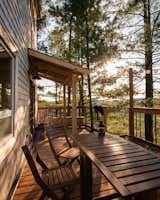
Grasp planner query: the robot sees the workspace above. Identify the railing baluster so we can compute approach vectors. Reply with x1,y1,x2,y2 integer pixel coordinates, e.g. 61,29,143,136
155,114,157,144
140,112,142,138
135,112,138,137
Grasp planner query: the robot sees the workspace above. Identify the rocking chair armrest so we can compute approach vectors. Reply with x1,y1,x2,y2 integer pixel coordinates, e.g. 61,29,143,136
57,147,70,156
65,156,80,166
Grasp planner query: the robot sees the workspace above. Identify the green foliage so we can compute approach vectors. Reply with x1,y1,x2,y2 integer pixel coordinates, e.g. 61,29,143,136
49,29,67,58
38,100,63,107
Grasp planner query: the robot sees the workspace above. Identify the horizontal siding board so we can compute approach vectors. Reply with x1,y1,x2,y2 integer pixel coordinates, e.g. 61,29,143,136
2,0,28,47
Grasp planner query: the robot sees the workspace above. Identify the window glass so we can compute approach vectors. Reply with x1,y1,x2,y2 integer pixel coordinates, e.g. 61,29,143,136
0,43,12,139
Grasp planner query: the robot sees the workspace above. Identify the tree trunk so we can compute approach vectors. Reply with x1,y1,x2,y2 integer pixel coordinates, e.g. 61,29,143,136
78,78,85,116
144,0,153,142
85,15,94,130
78,44,84,117
67,86,71,115
67,15,73,116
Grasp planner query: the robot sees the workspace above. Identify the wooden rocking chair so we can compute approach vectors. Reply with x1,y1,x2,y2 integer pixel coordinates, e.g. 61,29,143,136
45,123,80,166
22,145,79,200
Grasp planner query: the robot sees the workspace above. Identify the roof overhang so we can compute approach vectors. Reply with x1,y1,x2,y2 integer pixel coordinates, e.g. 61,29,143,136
28,49,90,86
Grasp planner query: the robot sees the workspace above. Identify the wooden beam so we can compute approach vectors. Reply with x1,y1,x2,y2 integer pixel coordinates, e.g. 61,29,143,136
132,107,160,115
72,75,77,137
32,60,72,76
29,48,90,75
39,69,67,80
39,73,66,85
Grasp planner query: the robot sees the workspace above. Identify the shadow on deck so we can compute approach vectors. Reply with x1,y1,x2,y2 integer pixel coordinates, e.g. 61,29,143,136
13,129,118,200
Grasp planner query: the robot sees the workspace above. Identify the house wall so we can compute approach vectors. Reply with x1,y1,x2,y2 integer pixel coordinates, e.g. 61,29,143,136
0,0,38,199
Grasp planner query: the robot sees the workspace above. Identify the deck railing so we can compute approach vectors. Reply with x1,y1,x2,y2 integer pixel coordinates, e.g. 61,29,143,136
37,106,128,133
129,107,160,144
37,106,88,126
37,105,160,144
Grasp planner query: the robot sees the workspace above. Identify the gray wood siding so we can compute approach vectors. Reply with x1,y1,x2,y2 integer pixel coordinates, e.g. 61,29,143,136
0,0,37,199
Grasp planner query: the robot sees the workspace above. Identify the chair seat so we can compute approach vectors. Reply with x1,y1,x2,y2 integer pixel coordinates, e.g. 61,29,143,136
42,165,79,190
59,147,80,159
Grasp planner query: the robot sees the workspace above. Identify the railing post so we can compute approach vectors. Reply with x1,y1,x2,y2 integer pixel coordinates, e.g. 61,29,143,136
80,151,92,200
129,68,134,136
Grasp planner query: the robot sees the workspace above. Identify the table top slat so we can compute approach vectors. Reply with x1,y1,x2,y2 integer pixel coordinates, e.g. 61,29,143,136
94,147,145,157
85,142,129,149
110,158,160,172
120,169,160,185
115,163,160,178
127,178,160,195
96,151,150,162
87,145,143,154
104,155,156,167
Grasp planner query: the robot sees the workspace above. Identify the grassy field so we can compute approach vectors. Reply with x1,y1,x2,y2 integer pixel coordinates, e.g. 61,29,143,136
104,110,160,145
106,111,129,135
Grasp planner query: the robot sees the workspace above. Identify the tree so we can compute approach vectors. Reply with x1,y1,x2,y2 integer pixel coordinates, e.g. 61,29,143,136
70,0,118,129
116,0,160,141
38,0,119,129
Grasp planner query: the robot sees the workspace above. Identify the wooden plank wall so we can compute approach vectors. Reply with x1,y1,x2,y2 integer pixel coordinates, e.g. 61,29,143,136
0,0,37,199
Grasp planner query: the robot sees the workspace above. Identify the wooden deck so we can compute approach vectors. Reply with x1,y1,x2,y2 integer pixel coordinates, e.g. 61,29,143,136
13,129,119,200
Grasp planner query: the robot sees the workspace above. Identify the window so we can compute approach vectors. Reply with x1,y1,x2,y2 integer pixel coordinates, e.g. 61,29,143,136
0,41,14,140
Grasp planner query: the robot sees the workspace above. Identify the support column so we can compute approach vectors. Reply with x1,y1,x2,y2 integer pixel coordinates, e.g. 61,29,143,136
63,84,67,127
63,85,66,118
72,75,77,137
129,68,134,136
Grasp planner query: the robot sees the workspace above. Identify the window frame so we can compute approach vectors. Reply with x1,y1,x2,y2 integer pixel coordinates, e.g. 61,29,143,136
0,38,15,140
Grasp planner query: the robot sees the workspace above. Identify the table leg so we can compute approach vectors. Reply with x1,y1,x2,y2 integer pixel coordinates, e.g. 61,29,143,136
80,151,92,200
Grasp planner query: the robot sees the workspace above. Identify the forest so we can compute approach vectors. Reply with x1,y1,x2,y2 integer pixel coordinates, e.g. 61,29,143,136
37,0,160,142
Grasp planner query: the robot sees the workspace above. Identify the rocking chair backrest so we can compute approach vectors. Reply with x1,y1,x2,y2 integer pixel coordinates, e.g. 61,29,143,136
45,121,73,164
45,125,62,165
22,145,59,200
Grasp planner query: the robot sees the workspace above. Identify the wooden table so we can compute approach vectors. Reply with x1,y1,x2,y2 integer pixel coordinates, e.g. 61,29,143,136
73,133,160,200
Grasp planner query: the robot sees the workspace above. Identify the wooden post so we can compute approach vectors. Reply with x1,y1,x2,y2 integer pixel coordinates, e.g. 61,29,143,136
129,68,134,136
84,106,87,126
72,75,77,137
63,85,67,126
80,151,92,200
103,107,107,132
63,85,66,118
